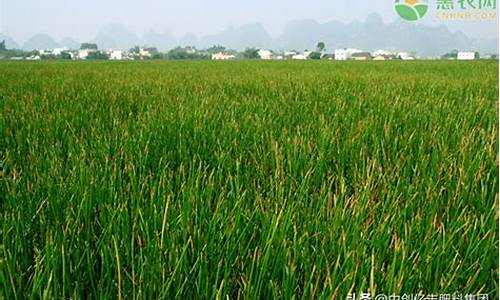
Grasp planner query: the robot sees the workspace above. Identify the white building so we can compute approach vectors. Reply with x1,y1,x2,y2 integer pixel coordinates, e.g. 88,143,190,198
292,53,307,60
139,48,151,58
26,55,41,60
351,52,372,60
457,51,476,60
52,48,67,56
373,49,393,57
78,49,91,59
480,54,494,59
397,52,415,60
211,52,236,60
284,51,297,59
373,55,387,61
109,49,123,60
292,50,313,60
185,47,196,54
334,48,362,60
334,49,347,60
258,49,273,60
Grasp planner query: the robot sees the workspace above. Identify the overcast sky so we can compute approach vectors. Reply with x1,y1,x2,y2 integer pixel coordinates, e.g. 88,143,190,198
1,0,498,43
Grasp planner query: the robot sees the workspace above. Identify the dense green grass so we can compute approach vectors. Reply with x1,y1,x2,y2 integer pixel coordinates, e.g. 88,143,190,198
1,60,498,299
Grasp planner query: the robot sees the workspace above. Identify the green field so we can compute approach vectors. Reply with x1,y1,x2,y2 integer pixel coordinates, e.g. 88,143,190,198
1,60,498,299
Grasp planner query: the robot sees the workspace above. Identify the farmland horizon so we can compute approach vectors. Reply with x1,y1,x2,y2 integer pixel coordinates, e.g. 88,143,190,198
1,0,499,56
1,13,498,57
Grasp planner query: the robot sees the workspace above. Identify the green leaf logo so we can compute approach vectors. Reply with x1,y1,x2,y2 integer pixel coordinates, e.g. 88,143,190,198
394,0,429,21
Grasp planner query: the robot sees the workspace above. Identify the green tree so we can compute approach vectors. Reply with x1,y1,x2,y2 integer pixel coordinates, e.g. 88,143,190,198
40,53,57,60
206,45,226,54
0,40,6,51
0,48,29,59
441,49,458,60
86,51,108,60
309,52,321,60
316,42,325,53
59,51,72,60
166,46,209,60
129,46,140,54
144,47,162,59
242,47,259,59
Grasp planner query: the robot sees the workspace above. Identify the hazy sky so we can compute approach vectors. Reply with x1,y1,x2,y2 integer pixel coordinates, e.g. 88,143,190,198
1,0,498,43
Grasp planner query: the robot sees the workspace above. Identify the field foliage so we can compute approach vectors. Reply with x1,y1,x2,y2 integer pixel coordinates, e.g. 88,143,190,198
1,61,498,299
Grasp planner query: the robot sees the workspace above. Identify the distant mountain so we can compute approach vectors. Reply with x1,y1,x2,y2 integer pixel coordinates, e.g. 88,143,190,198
141,30,176,50
7,15,498,56
178,33,199,47
60,37,80,49
23,34,59,50
276,19,327,51
0,33,20,49
82,17,500,55
199,23,273,49
273,14,498,56
93,23,140,50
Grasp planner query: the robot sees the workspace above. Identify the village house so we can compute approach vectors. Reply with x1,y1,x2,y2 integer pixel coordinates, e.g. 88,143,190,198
334,48,362,60
397,52,415,60
373,55,387,61
77,49,91,59
372,49,393,57
51,48,67,56
457,51,476,60
351,52,372,60
211,52,236,60
139,48,151,58
291,50,312,60
321,53,334,60
26,54,41,60
334,49,348,60
109,49,123,60
257,49,273,60
284,51,297,59
185,46,197,54
292,54,306,60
